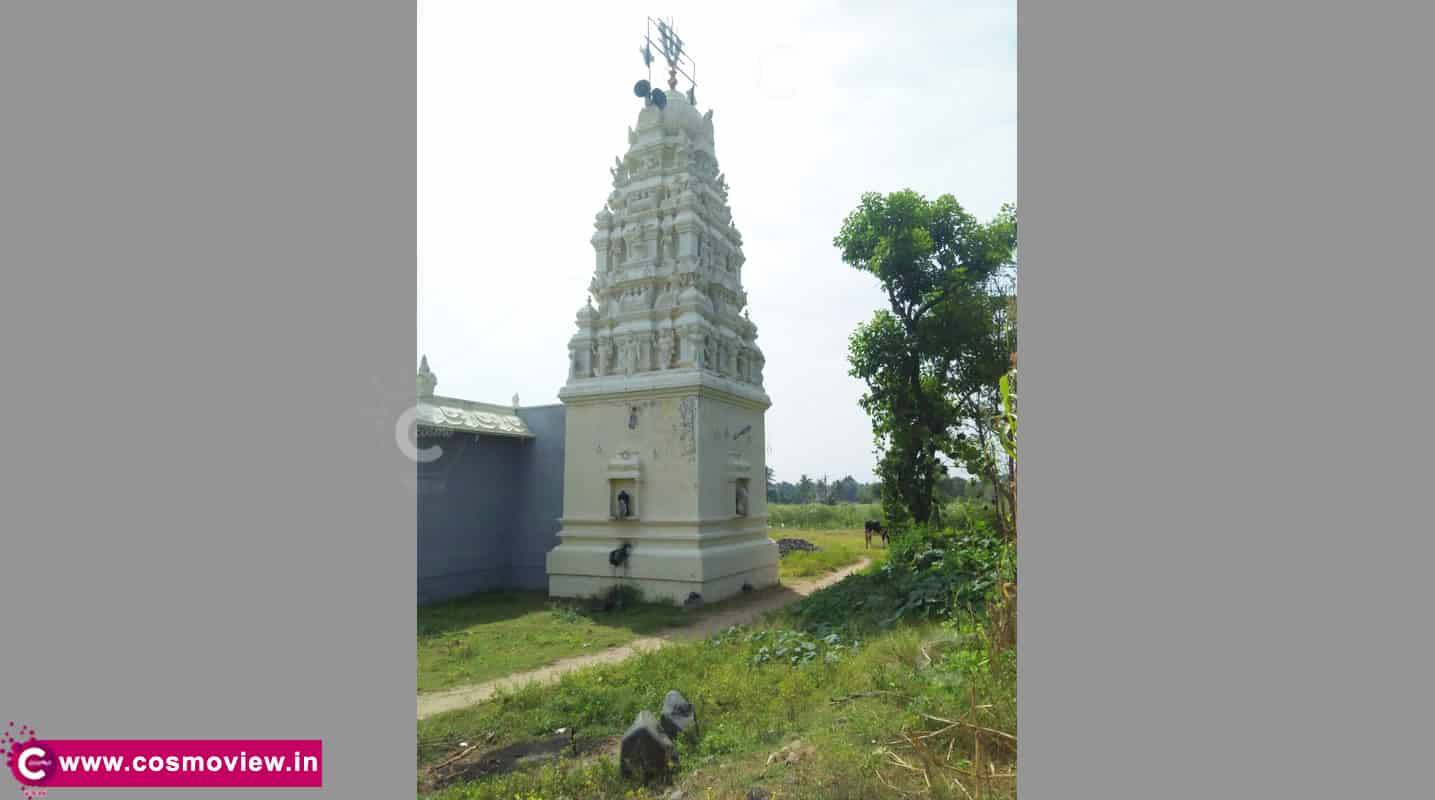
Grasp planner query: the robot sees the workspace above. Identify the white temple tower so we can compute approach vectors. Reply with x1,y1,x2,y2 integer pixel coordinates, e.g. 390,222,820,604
545,83,778,605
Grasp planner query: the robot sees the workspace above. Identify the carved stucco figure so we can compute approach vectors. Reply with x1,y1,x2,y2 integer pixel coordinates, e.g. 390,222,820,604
656,328,673,370
596,338,612,376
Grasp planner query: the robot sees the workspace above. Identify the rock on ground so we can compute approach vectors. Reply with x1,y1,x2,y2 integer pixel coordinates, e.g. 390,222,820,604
620,710,676,782
659,689,699,743
774,538,819,557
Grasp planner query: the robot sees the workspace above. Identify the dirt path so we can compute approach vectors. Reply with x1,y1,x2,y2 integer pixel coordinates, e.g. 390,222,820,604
418,558,871,720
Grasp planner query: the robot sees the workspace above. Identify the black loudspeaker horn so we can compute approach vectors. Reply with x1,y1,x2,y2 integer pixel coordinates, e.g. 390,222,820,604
633,79,651,98
650,88,667,109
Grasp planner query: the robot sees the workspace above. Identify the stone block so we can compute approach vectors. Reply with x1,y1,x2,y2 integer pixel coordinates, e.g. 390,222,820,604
620,710,676,782
659,689,699,742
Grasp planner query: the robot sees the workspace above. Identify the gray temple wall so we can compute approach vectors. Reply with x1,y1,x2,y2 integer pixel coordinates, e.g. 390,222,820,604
509,404,566,590
416,404,567,605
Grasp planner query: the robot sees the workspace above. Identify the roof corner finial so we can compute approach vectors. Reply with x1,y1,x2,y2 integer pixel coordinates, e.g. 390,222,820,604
417,355,437,398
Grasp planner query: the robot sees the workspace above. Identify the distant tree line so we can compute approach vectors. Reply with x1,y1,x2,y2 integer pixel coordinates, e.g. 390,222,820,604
766,466,992,506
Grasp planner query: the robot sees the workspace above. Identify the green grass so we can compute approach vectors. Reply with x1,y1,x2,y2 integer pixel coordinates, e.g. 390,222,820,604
768,503,883,530
418,591,689,693
776,529,888,578
768,500,992,531
418,560,1014,799
421,532,877,693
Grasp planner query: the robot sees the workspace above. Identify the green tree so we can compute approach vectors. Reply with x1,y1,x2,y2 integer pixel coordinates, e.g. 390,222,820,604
856,481,880,504
796,474,816,504
934,474,967,503
835,189,1016,527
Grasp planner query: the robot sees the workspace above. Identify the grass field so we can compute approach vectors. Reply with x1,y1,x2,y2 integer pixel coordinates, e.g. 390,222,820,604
768,503,883,530
417,558,1015,799
776,528,888,578
767,501,984,531
417,592,689,693
419,533,875,694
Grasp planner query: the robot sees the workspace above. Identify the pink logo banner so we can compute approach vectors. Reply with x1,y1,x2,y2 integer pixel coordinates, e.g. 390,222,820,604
6,739,322,789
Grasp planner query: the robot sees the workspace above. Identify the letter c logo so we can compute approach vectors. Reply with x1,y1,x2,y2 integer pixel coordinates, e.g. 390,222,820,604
17,746,48,781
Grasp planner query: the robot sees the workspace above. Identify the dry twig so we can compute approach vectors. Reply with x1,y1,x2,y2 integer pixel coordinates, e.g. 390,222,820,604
875,766,917,797
917,713,1016,744
431,744,477,772
829,690,896,705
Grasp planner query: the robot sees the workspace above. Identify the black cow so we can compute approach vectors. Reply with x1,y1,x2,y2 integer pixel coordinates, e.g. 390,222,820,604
864,520,888,549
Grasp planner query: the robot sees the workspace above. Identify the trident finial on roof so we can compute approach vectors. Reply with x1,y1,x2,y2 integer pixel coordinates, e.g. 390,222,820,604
640,17,697,98
656,18,681,90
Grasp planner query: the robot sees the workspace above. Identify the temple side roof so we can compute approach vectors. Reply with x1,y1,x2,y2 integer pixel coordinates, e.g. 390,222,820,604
416,355,533,438
416,395,534,439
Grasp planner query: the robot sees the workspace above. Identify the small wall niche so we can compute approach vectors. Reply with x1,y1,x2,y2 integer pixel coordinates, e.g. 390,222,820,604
727,453,752,518
611,480,638,520
607,449,642,521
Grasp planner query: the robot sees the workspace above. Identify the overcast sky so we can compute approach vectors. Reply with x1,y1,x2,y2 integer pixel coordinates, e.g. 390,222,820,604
418,0,1015,484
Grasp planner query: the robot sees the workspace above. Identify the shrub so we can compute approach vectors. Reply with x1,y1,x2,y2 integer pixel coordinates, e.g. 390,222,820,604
587,583,645,611
790,509,1004,636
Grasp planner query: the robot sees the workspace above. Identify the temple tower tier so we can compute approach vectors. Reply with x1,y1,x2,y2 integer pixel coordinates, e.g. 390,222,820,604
546,87,777,605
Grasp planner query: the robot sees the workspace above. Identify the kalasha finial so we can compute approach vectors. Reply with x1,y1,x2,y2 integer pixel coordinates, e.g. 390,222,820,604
417,355,437,398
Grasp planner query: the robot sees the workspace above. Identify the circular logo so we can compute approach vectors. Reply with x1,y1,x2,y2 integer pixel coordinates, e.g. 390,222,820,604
9,741,57,786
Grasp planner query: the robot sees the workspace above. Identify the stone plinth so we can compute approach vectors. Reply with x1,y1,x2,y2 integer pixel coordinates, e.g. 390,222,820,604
546,372,776,604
